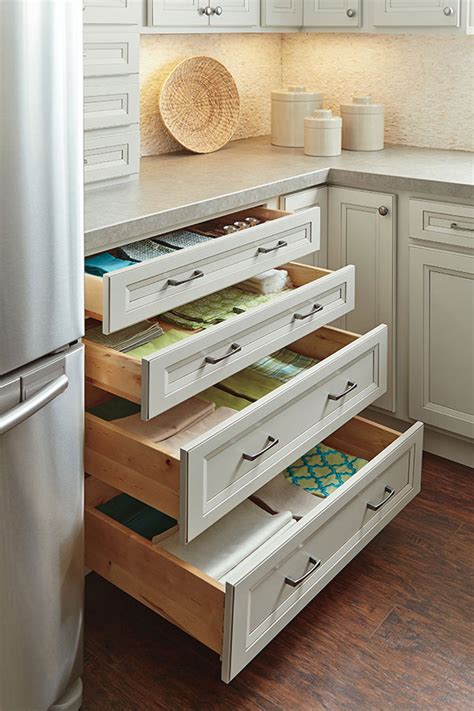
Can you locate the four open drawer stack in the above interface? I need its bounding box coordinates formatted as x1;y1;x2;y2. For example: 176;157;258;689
83;204;423;682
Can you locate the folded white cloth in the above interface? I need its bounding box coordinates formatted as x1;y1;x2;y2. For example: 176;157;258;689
237;269;292;295
159;407;237;458
251;473;323;520
116;397;215;442
156;500;293;581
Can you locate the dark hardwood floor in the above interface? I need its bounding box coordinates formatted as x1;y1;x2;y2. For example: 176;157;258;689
83;453;473;710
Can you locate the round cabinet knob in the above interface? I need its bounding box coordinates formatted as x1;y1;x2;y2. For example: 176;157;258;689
346;8;355;17
378;206;389;216
214;5;223;14
198;5;213;15
443;6;454;15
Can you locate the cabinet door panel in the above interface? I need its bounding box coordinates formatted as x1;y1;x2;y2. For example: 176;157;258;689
263;0;303;26
372;0;460;27
409;247;474;438
328;187;396;412
304;0;361;27
211;0;259;26
148;0;209;26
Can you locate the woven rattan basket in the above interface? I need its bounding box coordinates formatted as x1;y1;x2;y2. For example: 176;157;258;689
159;56;240;154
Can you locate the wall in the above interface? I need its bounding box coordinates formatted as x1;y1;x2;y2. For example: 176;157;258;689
140;34;282;156
282;33;474;152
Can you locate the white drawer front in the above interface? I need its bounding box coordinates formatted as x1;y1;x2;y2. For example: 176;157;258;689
101;208;320;333
222;420;423;682
84;128;139;183
84;78;139;130
144;266;355;418
83;32;139;77
181;325;387;542
409;198;474;249
83;0;140;23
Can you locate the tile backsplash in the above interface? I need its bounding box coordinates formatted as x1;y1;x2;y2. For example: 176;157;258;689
140;32;473;156
140;34;282;156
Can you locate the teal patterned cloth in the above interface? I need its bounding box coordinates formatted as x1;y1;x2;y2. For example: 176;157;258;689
284;444;368;498
248;348;317;383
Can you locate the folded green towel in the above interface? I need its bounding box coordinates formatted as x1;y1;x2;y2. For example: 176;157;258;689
97;493;177;540
285;444;368;499
126;329;192;359
87;396;141;421
218;368;282;402
249;348;317;383
199;386;252;411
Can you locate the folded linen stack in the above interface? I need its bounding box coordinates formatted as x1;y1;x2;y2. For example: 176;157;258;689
238;269;292;295
160;286;287;331
97;493;177;540
85;252;136;277
117;240;175;262
84;321;165;352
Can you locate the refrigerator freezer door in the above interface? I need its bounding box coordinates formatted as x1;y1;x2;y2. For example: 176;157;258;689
0;344;84;711
0;0;84;376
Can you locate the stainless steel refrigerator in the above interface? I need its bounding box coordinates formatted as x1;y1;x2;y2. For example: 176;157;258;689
0;1;84;709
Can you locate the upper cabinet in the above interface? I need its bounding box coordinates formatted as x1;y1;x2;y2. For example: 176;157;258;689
148;0;258;27
372;0;460;27
304;0;361;28
262;0;303;26
83;0;141;24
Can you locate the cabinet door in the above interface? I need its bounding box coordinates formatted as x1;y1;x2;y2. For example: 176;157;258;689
148;0;209;26
279;186;328;267
372;0;460;27
304;0;361;27
409;247;474;438
328;187;396;412
83;0;140;24
263;0;303;26
210;0;259;26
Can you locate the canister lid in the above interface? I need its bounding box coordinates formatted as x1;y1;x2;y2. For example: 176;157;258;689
340;95;384;114
272;86;324;102
304;109;342;128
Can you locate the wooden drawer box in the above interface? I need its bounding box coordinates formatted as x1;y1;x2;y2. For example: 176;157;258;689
84;127;139;184
85;323;388;542
409;198;474;250
84;77;139;130
85;416;423;681
83;31;139;77
84;263;355;417
84;207;320;333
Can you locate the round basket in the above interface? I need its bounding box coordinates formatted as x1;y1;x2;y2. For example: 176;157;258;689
159;56;240;154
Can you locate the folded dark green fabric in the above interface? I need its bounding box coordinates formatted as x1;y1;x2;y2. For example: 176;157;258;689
97;493;177;540
87;396;141;421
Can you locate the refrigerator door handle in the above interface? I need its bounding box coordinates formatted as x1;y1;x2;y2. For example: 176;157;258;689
0;374;69;435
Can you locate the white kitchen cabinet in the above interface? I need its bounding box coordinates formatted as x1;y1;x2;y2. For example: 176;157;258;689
279;186;328;267
83;0;141;24
328;186;396;412
148;0;258;26
262;0;303;26
304;0;361;27
371;0;461;27
409;246;474;439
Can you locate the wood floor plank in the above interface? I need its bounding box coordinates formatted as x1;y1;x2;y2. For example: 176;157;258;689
84;452;474;710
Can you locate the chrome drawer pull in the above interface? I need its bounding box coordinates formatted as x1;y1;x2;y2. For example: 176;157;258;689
285;556;321;588
242;435;279;462
167;270;204;287
257;240;288;254
328;380;357;401
294;303;323;320
367;486;396;511
205;343;242;364
450;222;474;233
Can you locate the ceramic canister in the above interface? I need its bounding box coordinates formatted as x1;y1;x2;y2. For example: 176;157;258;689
271;86;323;148
304;109;342;157
340;96;385;151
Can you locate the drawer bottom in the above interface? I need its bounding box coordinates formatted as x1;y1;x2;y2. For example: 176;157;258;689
85;415;422;682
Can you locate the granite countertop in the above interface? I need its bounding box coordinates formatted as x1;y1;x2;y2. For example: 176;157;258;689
85;136;474;254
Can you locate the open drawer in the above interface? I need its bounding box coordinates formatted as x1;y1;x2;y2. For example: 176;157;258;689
85;323;388;543
85;416;423;682
84;263;355;418
84;206;320;333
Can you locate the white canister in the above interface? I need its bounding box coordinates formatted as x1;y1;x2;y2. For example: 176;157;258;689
271;86;323;148
304;109;342;157
340;96;385;151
